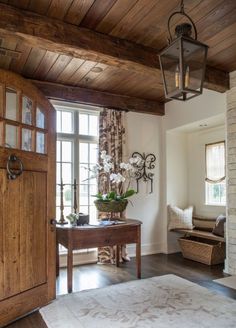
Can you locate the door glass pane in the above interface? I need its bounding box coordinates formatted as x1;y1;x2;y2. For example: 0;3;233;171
22;96;33;125
36;106;45;128
36;132;45;154
22;128;32;151
89;115;98;136
62;141;72;162
79;142;88;163
79;114;88;135
61;111;73;133
6;88;17;121
5;124;18;148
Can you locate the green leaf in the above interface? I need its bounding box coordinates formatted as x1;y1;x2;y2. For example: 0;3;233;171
92;193;103;199
121;189;136;199
108;191;116;200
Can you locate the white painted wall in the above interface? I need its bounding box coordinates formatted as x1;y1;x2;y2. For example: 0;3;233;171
125;112;165;255
165;89;227;131
166;131;188;252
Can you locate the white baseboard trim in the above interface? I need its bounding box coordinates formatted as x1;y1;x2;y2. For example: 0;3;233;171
59;243;165;267
59;250;97;268
127;242;164;257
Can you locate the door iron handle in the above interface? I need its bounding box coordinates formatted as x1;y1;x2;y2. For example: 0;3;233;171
7;154;24;180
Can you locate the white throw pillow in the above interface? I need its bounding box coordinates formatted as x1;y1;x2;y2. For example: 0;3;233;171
168;205;194;230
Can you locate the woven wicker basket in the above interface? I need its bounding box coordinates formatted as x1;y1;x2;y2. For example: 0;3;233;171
94;199;128;213
178;236;225;265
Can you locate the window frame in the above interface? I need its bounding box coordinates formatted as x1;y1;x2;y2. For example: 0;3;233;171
53;100;100;222
205;140;226;206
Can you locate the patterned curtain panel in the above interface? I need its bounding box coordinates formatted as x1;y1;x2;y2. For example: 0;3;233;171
98;108;129;264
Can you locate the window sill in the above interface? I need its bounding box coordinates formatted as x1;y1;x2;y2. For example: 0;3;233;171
204;203;226;207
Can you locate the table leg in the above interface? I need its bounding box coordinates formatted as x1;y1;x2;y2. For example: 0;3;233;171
116;245;120;267
67;244;73;293
136;225;141;279
56;239;59;277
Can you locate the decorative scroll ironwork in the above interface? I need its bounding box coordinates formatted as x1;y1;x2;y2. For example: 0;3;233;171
131;152;156;194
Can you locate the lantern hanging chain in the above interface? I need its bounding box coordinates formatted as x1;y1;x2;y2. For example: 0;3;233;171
167;0;198;42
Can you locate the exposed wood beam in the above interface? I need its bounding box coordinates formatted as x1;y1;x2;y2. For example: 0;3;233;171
32;80;165;116
0;4;229;93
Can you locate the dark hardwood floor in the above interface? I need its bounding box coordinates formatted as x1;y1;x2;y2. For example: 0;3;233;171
6;253;236;328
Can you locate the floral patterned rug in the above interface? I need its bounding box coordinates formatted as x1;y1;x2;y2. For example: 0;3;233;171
40;274;236;328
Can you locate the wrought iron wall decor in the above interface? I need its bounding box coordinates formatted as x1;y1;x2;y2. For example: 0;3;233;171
131;152;156;193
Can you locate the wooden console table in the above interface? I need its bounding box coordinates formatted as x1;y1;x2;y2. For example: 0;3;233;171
56;219;142;293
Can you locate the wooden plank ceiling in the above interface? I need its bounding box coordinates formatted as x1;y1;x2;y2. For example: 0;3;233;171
0;0;235;114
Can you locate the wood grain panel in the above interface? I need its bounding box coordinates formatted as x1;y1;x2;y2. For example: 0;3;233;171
23;48;46;77
80;0;117;29
0;170;21;300
47;0;73;20
33;51;59;80
96;0;138;34
197;0;236;41
20;171;47;292
110;0;157;38
8;0;30;9
56;57;84;83
46;55;72;81
208;43;236;72
64;0;95;25
32;80;165;115
68;60;97;85
0;37;18;70
28;0;52;15
10;42;32;74
78;63;108;87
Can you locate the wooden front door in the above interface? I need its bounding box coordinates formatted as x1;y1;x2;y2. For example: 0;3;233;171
0;69;56;327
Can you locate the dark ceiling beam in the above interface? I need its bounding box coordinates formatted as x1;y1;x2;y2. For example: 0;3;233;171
0;4;229;93
32;80;165;116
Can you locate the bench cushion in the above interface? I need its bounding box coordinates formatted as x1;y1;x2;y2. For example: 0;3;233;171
193;216;216;231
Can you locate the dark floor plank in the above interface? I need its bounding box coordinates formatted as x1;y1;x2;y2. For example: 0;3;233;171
6;253;236;328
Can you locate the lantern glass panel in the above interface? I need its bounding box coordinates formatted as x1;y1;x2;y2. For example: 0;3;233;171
182;39;207;92
160;39;181;96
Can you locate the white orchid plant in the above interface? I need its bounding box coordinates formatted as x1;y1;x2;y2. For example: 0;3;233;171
87;150;140;202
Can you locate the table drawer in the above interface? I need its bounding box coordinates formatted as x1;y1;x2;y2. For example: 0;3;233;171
72;226;138;248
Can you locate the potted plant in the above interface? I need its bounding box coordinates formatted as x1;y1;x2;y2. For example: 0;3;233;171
87;151;139;214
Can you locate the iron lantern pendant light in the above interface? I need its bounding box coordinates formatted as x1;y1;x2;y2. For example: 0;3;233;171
159;0;208;101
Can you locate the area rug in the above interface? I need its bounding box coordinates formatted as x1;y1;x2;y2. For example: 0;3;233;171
214;275;236;290
40;274;236;328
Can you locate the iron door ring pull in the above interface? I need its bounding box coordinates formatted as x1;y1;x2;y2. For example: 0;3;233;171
7;154;24;180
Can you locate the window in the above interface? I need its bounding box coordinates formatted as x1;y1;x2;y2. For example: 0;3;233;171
55;101;99;224
205;141;226;206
